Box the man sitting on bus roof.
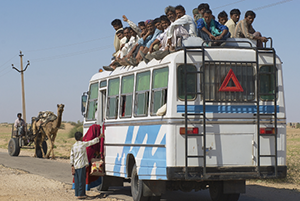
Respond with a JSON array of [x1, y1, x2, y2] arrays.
[[197, 9, 230, 46], [165, 6, 176, 23], [166, 5, 197, 46], [234, 10, 268, 47], [103, 29, 127, 71], [225, 9, 241, 38], [218, 11, 228, 25], [116, 21, 148, 66], [122, 15, 144, 38], [111, 19, 123, 58]]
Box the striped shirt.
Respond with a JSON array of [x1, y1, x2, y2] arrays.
[[234, 19, 256, 39], [70, 137, 99, 169]]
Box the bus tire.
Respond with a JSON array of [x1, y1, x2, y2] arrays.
[[8, 138, 20, 156], [97, 176, 109, 191], [209, 181, 229, 201], [131, 164, 149, 201]]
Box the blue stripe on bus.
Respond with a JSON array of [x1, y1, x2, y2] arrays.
[[177, 105, 279, 114], [113, 125, 167, 180]]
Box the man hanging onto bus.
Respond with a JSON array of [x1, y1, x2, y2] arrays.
[[165, 6, 176, 23], [14, 113, 26, 136], [218, 11, 228, 25], [122, 15, 144, 38], [197, 9, 230, 46], [233, 10, 268, 47], [225, 9, 241, 37]]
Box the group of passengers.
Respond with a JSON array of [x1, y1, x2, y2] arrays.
[[104, 3, 268, 71]]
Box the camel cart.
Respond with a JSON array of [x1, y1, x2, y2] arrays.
[[8, 119, 47, 158]]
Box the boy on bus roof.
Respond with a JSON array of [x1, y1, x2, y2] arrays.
[[197, 3, 210, 18], [197, 9, 230, 46], [218, 10, 228, 25], [225, 9, 241, 38], [233, 10, 268, 47]]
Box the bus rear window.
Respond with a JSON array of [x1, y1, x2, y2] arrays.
[[259, 65, 277, 101], [201, 62, 255, 102], [177, 64, 197, 100]]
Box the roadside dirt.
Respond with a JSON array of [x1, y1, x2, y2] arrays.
[[0, 162, 125, 201], [1, 123, 300, 200]]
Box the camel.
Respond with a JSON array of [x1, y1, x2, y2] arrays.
[[32, 104, 64, 159]]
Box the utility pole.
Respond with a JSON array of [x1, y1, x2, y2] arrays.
[[12, 51, 30, 123]]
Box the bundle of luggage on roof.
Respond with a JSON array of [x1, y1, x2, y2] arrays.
[[104, 3, 268, 71]]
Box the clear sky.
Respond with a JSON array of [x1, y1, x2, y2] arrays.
[[0, 0, 298, 123]]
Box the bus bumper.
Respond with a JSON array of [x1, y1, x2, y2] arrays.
[[167, 166, 287, 180]]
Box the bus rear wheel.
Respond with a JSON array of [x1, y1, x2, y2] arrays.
[[131, 164, 150, 201]]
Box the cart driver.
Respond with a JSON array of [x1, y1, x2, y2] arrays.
[[14, 113, 26, 136]]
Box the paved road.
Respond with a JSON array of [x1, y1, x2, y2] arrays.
[[1, 151, 300, 201]]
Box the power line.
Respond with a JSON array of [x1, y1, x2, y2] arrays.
[[26, 35, 113, 52], [31, 45, 113, 63], [213, 0, 246, 10], [253, 0, 293, 11], [0, 54, 18, 70]]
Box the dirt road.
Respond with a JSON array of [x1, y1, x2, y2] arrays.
[[0, 148, 300, 201]]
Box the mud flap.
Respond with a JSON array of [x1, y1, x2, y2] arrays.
[[223, 180, 245, 194]]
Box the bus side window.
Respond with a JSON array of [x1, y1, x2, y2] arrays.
[[107, 78, 120, 119], [134, 71, 150, 117], [259, 65, 277, 101], [151, 67, 169, 115], [120, 75, 134, 118], [86, 83, 98, 120]]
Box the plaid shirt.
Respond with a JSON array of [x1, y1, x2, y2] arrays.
[[70, 138, 99, 169]]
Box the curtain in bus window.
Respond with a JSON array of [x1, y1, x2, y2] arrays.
[[259, 66, 276, 100], [107, 78, 120, 119], [177, 64, 197, 100], [135, 71, 150, 116], [152, 67, 168, 114], [87, 83, 98, 120], [121, 75, 134, 117]]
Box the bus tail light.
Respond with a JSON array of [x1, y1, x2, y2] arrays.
[[180, 127, 199, 135], [260, 127, 276, 134]]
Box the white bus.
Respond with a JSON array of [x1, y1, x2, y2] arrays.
[[81, 39, 286, 201]]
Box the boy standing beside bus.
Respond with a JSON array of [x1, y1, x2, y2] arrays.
[[70, 132, 102, 199]]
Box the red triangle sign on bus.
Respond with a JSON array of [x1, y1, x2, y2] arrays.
[[219, 69, 244, 92]]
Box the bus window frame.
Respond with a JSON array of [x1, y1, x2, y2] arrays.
[[120, 74, 134, 118], [86, 82, 99, 121], [150, 67, 169, 116], [134, 71, 150, 117], [107, 77, 120, 120]]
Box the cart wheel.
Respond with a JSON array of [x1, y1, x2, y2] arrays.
[[36, 141, 47, 158], [8, 138, 20, 156]]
